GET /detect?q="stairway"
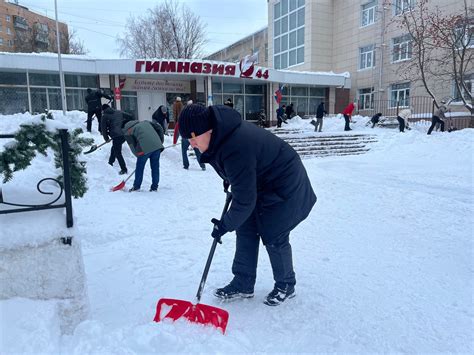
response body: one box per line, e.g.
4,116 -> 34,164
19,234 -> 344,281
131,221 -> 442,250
271,128 -> 378,158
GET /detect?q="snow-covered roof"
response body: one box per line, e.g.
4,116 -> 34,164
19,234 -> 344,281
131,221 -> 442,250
0,52 -> 350,87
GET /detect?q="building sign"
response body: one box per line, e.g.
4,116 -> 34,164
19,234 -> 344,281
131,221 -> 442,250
134,60 -> 270,81
123,78 -> 191,92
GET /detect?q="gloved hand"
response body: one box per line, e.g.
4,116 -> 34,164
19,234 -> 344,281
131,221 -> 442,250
223,180 -> 230,193
211,218 -> 227,243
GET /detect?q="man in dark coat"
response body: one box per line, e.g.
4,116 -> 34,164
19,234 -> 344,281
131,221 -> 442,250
101,104 -> 132,175
276,104 -> 287,128
152,105 -> 170,134
314,102 -> 328,132
85,88 -> 112,133
179,104 -> 317,306
285,103 -> 294,119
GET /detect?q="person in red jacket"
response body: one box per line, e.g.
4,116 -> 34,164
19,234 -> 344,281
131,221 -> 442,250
342,102 -> 355,131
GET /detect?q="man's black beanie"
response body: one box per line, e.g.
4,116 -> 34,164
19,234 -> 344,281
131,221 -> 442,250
178,104 -> 213,139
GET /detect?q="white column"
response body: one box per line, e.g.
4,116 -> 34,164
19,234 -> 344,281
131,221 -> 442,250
206,76 -> 213,106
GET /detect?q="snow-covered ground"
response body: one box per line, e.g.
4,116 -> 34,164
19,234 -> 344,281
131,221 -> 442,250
1,111 -> 473,354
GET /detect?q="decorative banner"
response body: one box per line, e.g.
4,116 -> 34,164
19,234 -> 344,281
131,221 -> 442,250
124,78 -> 191,93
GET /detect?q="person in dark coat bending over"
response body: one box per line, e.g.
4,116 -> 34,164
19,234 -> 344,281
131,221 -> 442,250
101,104 -> 132,175
178,104 -> 317,306
85,88 -> 112,133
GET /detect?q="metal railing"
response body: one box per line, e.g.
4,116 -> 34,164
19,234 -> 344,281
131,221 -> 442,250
357,96 -> 435,118
0,129 -> 74,231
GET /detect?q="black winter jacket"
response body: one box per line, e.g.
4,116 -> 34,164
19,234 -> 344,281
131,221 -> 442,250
152,106 -> 170,131
200,105 -> 316,242
101,108 -> 132,140
85,90 -> 111,112
316,103 -> 327,119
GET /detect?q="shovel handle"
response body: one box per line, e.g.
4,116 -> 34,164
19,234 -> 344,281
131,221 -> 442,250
196,191 -> 232,303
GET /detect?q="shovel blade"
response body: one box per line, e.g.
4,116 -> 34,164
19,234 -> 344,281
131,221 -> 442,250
154,298 -> 229,334
83,145 -> 97,155
110,180 -> 125,192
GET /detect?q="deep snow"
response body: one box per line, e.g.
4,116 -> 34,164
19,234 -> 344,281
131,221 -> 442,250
0,111 -> 473,354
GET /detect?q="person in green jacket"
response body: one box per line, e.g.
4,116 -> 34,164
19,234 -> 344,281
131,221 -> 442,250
123,119 -> 164,192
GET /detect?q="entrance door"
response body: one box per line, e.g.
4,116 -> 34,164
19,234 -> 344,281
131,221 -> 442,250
137,92 -> 166,121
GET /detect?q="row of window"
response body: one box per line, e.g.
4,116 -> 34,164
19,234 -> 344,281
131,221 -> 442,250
358,76 -> 473,109
361,0 -> 416,28
273,0 -> 305,69
358,83 -> 411,109
359,34 -> 413,70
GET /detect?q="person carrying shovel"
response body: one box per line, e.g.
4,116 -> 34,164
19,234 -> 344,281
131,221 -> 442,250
178,104 -> 317,306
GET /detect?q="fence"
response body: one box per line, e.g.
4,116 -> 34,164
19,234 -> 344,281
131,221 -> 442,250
0,129 -> 74,235
357,96 -> 473,130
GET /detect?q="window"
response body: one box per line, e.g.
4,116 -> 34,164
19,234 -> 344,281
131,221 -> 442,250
453,74 -> 473,102
390,82 -> 410,107
273,0 -> 305,69
7,27 -> 11,35
0,38 -> 3,46
359,44 -> 375,69
455,24 -> 474,48
392,34 -> 412,62
6,15 -> 11,22
394,0 -> 415,15
361,1 -> 377,27
359,87 -> 374,110
7,39 -> 13,47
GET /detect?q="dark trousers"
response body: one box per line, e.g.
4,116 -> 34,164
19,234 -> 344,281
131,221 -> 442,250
109,136 -> 127,172
181,138 -> 205,169
133,150 -> 161,190
230,212 -> 296,291
87,109 -> 102,132
343,114 -> 351,131
427,116 -> 445,135
397,116 -> 405,132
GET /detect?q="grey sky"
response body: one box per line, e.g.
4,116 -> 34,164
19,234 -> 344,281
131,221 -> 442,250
18,0 -> 268,58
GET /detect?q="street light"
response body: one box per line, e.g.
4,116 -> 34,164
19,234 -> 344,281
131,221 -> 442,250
54,0 -> 67,115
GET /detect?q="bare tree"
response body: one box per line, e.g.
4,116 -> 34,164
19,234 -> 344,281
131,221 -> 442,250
390,0 -> 473,113
428,0 -> 473,113
67,29 -> 89,55
117,0 -> 207,59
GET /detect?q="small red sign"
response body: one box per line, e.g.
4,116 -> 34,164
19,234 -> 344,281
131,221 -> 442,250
114,87 -> 121,100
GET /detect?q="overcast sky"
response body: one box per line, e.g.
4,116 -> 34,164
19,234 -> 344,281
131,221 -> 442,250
17,0 -> 268,58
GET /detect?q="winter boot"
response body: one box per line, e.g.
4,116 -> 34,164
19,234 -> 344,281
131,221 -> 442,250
263,285 -> 296,306
214,283 -> 254,300
129,186 -> 140,192
149,186 -> 158,192
119,169 -> 128,175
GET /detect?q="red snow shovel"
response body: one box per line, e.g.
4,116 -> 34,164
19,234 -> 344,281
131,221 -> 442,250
110,144 -> 180,192
110,169 -> 135,191
154,192 -> 232,333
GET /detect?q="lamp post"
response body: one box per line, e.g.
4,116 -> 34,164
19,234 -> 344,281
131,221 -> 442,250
54,0 -> 67,115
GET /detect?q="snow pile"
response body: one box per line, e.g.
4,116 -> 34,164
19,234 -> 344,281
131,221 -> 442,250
0,111 -> 472,354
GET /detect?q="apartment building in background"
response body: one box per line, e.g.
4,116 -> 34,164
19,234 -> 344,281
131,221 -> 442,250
208,0 -> 472,116
0,0 -> 69,54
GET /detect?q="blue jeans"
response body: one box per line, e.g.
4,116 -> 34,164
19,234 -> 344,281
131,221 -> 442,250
181,138 -> 205,169
133,150 -> 161,190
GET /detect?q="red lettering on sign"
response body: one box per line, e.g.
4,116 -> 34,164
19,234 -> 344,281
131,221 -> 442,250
135,61 -> 145,72
190,62 -> 203,73
177,62 -> 190,73
263,69 -> 269,79
202,63 -> 211,74
212,64 -> 224,75
145,61 -> 160,72
225,65 -> 236,76
160,61 -> 176,72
